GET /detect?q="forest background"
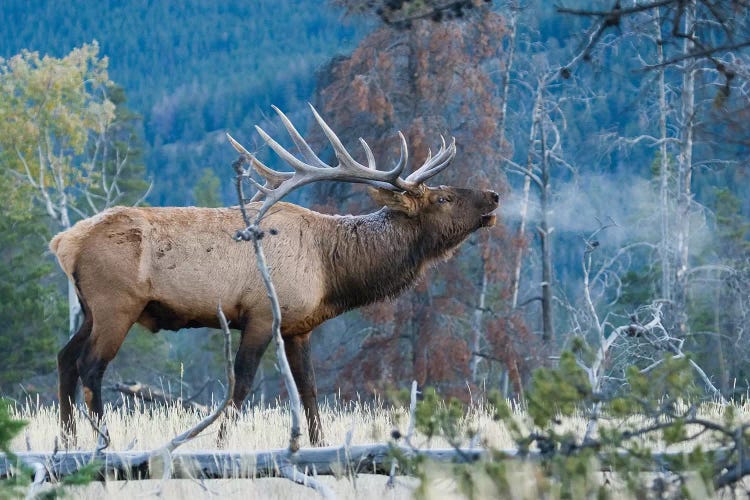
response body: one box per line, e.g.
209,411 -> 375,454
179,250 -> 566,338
1,0 -> 748,410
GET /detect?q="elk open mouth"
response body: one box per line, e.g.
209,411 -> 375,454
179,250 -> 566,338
480,213 -> 497,227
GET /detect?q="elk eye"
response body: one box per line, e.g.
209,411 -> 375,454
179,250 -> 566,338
437,197 -> 449,204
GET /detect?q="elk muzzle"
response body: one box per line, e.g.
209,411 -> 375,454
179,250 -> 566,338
480,190 -> 500,227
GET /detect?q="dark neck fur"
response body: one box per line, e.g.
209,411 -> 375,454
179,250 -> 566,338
320,208 -> 441,314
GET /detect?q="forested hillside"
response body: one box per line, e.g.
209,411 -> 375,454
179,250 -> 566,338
1,0 -> 749,412
0,0 -> 369,205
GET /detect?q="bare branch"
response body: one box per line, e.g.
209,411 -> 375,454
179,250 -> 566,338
233,157 -> 303,453
641,40 -> 750,71
557,1 -> 675,18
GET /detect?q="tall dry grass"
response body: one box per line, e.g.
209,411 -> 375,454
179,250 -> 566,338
9,396 -> 518,499
9,396 -> 750,498
10,395 -> 523,452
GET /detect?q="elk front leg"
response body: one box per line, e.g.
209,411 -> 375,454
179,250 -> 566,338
218,324 -> 272,443
284,332 -> 324,446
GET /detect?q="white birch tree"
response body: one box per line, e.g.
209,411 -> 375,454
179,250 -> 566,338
0,43 -> 150,337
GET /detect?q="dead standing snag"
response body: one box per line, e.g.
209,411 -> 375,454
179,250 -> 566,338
50,105 -> 499,446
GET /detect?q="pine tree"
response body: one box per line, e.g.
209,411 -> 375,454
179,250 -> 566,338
0,173 -> 64,394
312,4 -> 536,398
193,168 -> 223,207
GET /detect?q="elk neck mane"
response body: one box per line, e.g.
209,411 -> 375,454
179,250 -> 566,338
319,207 -> 450,314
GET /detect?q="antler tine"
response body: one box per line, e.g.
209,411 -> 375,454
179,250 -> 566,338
226,132 -> 293,186
358,138 -> 376,170
245,155 -> 291,202
394,131 -> 409,176
271,105 -> 328,169
403,136 -> 456,186
308,104 -> 359,171
227,133 -> 291,204
357,131 -> 411,191
308,104 -> 406,180
255,125 -> 320,175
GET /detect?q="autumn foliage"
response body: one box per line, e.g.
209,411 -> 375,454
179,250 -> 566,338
312,7 -> 539,400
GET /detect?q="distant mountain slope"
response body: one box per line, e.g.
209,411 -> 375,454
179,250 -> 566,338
1,0 -> 370,205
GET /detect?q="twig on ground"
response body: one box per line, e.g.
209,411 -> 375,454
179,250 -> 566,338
344,419 -> 357,489
388,380 -> 419,489
25,462 -> 47,500
278,460 -> 335,499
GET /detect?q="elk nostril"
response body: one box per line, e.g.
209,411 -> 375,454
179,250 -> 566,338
491,191 -> 499,203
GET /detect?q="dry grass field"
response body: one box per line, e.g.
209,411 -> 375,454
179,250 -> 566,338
8,396 -> 750,498
11,396 -> 519,452
8,397 -> 515,499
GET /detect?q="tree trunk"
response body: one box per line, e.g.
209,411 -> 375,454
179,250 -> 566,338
510,83 -> 544,309
497,3 -> 518,153
0,446 -> 490,481
38,156 -> 83,339
4,445 -> 739,483
470,255 -> 488,382
56,203 -> 83,338
714,276 -> 728,394
67,280 -> 83,338
654,10 -> 672,303
539,108 -> 554,344
473,6 -> 517,382
674,1 -> 696,338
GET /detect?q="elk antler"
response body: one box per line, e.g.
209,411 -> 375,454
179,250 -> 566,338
226,104 -> 456,221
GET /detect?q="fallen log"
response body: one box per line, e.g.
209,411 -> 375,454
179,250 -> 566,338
111,382 -> 209,413
2,443 -> 741,489
0,444 -> 490,482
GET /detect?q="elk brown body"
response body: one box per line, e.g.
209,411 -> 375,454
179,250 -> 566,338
50,106 -> 499,445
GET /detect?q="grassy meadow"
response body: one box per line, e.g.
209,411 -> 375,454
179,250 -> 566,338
8,396 -> 750,498
11,396 -> 520,452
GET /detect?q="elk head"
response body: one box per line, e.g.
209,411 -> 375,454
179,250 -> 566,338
369,185 -> 499,250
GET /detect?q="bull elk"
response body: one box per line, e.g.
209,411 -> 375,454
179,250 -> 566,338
50,105 -> 499,445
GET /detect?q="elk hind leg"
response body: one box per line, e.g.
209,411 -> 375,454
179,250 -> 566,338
77,307 -> 139,425
58,309 -> 93,445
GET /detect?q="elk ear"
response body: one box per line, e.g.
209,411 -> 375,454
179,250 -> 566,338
369,188 -> 419,216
